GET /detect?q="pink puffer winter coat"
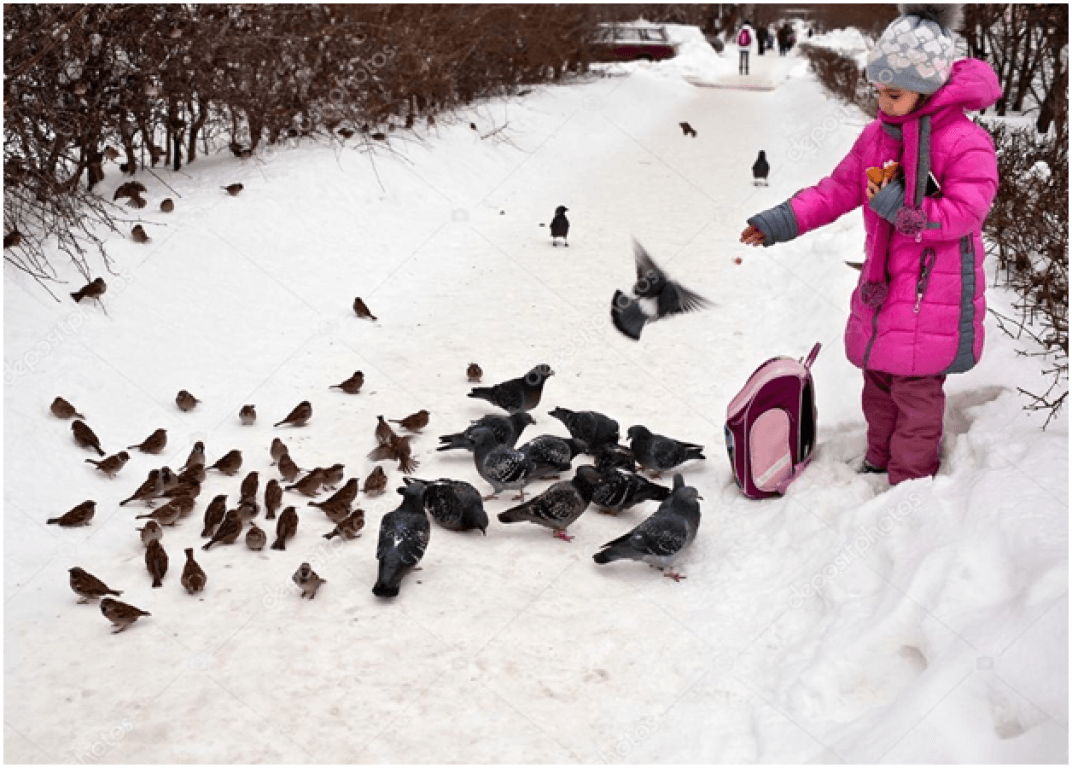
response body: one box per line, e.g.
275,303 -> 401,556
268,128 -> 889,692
790,59 -> 1001,376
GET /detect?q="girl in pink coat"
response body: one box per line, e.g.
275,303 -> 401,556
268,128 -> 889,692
741,4 -> 1001,485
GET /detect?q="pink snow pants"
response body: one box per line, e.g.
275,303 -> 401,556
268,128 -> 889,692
862,371 -> 946,485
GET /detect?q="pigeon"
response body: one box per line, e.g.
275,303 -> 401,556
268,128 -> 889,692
372,481 -> 429,598
679,121 -> 697,137
550,205 -> 569,246
69,567 -> 122,603
626,425 -> 705,476
245,522 -> 267,551
589,467 -> 672,514
271,506 -> 299,550
138,520 -> 163,546
208,449 -> 243,476
752,150 -> 769,186
390,410 -> 430,433
239,404 -> 257,424
119,469 -> 162,506
176,390 -> 199,412
202,509 -> 243,550
181,548 -> 207,594
592,474 -> 702,581
85,451 -> 130,478
611,240 -> 712,341
264,479 -> 283,519
331,371 -> 364,394
274,401 -> 312,428
292,562 -> 326,599
51,396 -> 85,419
131,225 -> 150,244
181,441 -> 206,472
409,477 -> 488,534
70,277 -> 107,303
128,428 -> 167,454
160,198 -> 175,213
470,426 -> 538,501
323,509 -> 365,540
145,539 -> 168,588
223,183 -> 244,195
353,297 -> 377,320
548,407 -> 620,454
517,434 -> 585,480
363,466 -> 388,496
72,420 -> 105,456
592,443 -> 637,473
497,465 -> 601,541
467,364 -> 554,414
270,438 -> 288,465
437,412 -> 535,452
100,598 -> 151,633
466,363 -> 483,382
199,495 -> 227,537
47,500 -> 96,527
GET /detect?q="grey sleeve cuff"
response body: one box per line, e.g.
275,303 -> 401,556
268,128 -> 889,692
747,200 -> 798,247
869,177 -> 906,225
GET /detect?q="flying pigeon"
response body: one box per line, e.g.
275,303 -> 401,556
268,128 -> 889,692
611,239 -> 711,341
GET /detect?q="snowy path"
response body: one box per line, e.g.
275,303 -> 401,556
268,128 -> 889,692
4,27 -> 1067,763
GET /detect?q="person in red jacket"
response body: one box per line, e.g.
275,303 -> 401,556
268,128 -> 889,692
741,4 -> 1001,485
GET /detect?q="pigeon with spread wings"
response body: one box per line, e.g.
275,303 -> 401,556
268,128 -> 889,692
611,239 -> 711,341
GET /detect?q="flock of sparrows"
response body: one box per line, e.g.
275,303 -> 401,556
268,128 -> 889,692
51,343 -> 709,630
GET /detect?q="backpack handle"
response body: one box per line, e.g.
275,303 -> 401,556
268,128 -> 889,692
802,342 -> 821,370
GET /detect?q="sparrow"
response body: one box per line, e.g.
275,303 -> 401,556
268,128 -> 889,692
550,205 -> 569,246
145,539 -> 168,588
131,225 -> 150,244
160,198 -> 175,213
103,146 -> 120,161
71,277 -> 107,303
181,548 -> 207,594
374,415 -> 397,446
51,396 -> 85,419
200,495 -> 227,538
679,121 -> 698,137
270,506 -> 299,550
277,452 -> 300,483
237,498 -> 259,521
264,479 -> 283,519
85,451 -> 130,478
411,477 -> 487,534
362,466 -> 387,496
470,426 -> 537,501
611,239 -> 712,341
312,477 -> 359,511
308,493 -> 350,524
286,469 -> 324,498
163,478 -> 202,506
319,464 -> 345,490
548,407 -> 621,454
138,519 -> 163,546
466,363 -> 483,382
390,410 -> 430,433
292,562 -> 326,599
589,467 -> 671,514
274,401 -> 312,428
134,498 -> 185,526
497,465 -> 600,541
269,438 -> 288,465
626,425 -> 706,477
368,434 -> 419,474
176,463 -> 206,485
437,412 -> 535,452
47,500 -> 96,527
337,127 -> 355,139
128,428 -> 167,455
592,474 -> 702,581
468,364 -> 554,414
208,449 -> 243,476
175,390 -> 199,412
239,404 -> 257,425
223,183 -> 244,195
181,441 -> 206,472
239,471 -> 260,501
245,522 -> 267,551
323,509 -> 365,540
100,597 -> 151,633
69,567 -> 122,603
372,481 -> 429,598
113,180 -> 146,204
752,150 -> 769,186
72,420 -> 105,456
202,509 -> 243,550
352,297 -> 377,320
330,372 -> 364,394
119,469 -> 161,506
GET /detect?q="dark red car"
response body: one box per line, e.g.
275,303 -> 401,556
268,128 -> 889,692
591,24 -> 677,63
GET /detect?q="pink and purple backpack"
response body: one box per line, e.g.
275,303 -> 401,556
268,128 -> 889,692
725,343 -> 820,499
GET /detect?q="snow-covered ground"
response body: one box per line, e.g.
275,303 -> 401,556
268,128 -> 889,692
4,29 -> 1067,764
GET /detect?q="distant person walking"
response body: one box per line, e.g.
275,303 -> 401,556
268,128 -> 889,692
777,24 -> 792,56
756,25 -> 768,55
737,22 -> 755,75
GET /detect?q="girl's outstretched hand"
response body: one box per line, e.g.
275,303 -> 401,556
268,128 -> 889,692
740,224 -> 765,247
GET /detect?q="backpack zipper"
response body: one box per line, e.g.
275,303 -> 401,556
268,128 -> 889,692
914,247 -> 937,313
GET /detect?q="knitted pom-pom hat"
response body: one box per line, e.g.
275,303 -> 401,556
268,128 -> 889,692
866,4 -> 963,95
